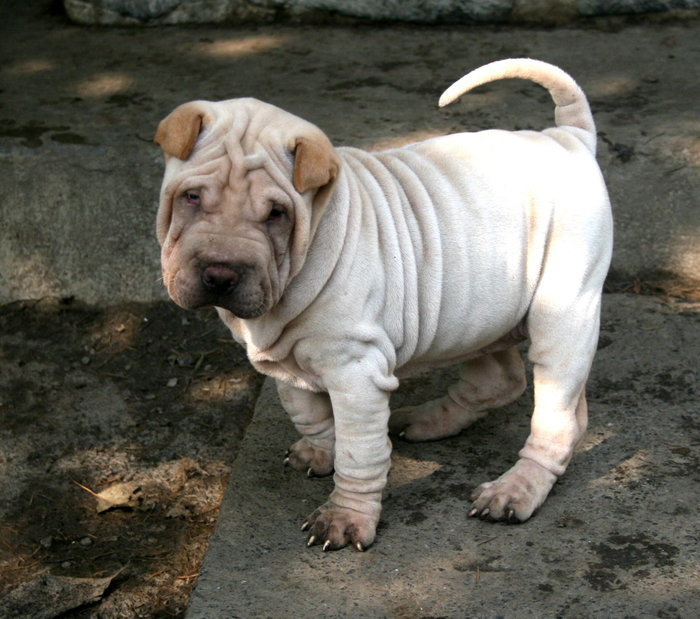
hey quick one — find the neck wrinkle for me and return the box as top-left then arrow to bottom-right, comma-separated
240,160 -> 352,355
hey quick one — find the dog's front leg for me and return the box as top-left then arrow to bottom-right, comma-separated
278,380 -> 335,477
299,355 -> 394,552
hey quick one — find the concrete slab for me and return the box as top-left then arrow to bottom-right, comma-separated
188,294 -> 699,617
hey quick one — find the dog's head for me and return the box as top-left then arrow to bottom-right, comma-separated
154,98 -> 339,319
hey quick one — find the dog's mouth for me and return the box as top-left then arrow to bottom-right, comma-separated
217,295 -> 268,319
208,292 -> 268,319
168,262 -> 270,319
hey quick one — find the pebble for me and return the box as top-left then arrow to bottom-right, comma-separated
167,378 -> 178,387
175,353 -> 194,366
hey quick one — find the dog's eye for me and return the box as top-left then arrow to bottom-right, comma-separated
183,190 -> 201,206
266,204 -> 287,224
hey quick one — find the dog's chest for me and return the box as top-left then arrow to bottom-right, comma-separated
248,352 -> 323,392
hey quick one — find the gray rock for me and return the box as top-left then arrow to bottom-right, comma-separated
579,0 -> 700,15
63,0 -> 700,25
253,0 -> 514,23
101,0 -> 183,20
64,0 -> 272,26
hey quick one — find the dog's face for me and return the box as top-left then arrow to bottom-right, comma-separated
154,98 -> 339,318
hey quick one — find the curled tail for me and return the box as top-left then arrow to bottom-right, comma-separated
439,58 -> 597,155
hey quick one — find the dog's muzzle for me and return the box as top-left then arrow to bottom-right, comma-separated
196,262 -> 267,319
200,263 -> 241,296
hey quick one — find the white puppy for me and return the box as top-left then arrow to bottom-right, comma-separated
155,58 -> 613,551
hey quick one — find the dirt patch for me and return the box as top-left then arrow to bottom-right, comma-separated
0,298 -> 263,616
584,533 -> 680,592
604,276 -> 700,303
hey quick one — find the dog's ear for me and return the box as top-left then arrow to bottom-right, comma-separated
287,135 -> 340,279
292,136 -> 340,194
154,102 -> 208,160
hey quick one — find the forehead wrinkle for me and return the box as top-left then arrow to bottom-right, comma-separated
223,129 -> 246,163
243,152 -> 267,171
163,153 -> 229,201
222,127 -> 270,191
261,153 -> 295,195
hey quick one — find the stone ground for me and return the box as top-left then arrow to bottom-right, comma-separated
189,293 -> 700,618
0,1 -> 699,617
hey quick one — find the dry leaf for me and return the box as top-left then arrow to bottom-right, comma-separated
94,481 -> 143,513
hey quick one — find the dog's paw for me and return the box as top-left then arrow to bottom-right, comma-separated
283,437 -> 334,477
468,458 -> 558,523
301,502 -> 376,551
389,397 -> 480,441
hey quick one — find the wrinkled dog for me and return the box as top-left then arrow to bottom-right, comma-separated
155,59 -> 613,551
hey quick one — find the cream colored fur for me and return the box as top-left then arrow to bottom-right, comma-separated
155,59 -> 613,551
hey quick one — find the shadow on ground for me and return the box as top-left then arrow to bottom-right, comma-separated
0,299 -> 263,616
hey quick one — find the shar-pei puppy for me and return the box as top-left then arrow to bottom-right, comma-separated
154,58 -> 613,551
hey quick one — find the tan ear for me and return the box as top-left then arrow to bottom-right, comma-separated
154,102 -> 207,160
292,136 -> 340,194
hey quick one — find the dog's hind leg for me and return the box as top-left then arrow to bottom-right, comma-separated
469,227 -> 608,522
277,380 -> 335,477
389,346 -> 526,441
469,389 -> 588,523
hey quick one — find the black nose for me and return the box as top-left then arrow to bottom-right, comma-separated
200,264 -> 240,295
